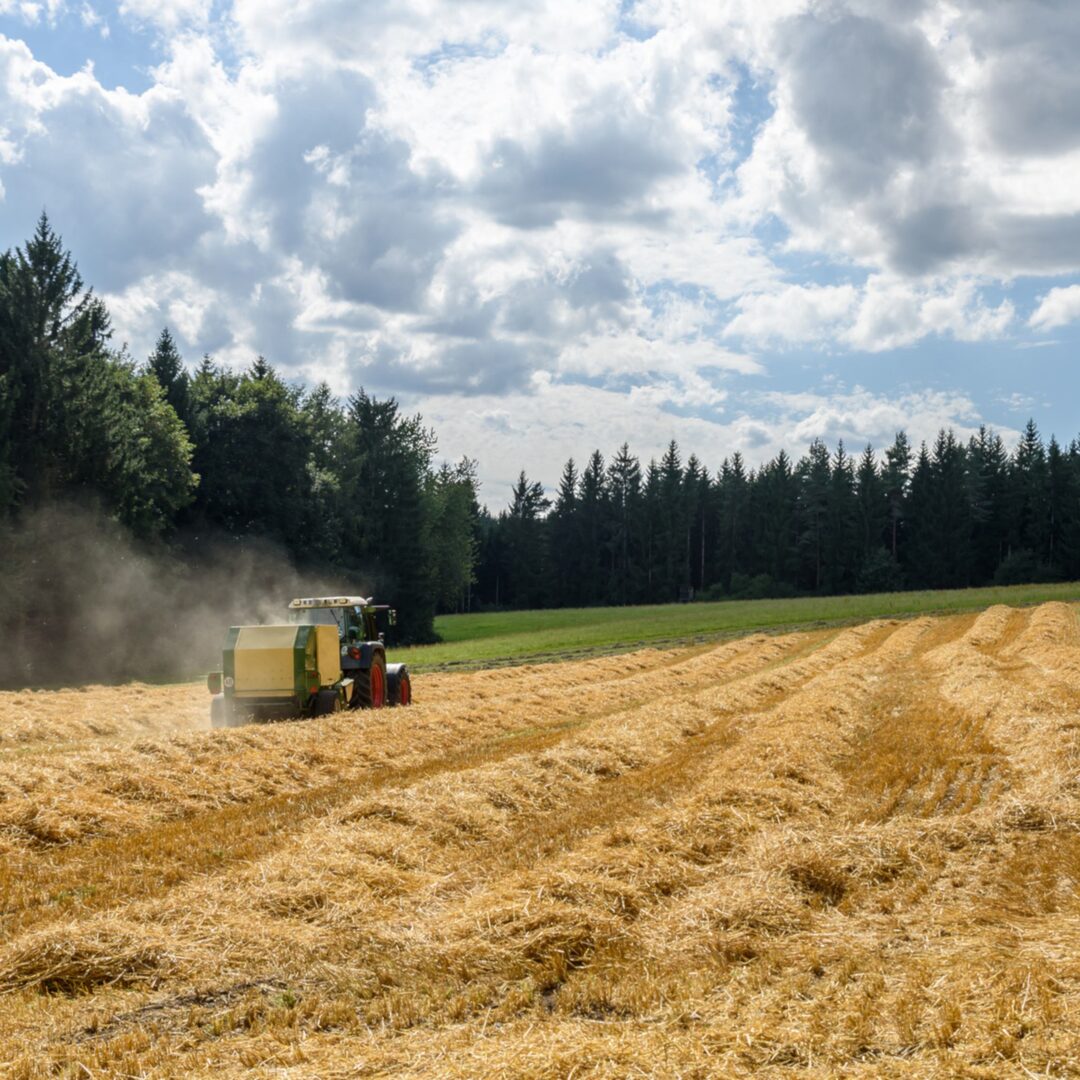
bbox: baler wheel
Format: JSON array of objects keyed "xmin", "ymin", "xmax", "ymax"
[{"xmin": 315, "ymin": 689, "xmax": 342, "ymax": 716}]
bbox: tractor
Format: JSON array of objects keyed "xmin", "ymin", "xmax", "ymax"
[{"xmin": 207, "ymin": 596, "xmax": 412, "ymax": 728}]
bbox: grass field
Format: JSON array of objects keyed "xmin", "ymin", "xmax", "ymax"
[
  {"xmin": 1, "ymin": 601, "xmax": 1079, "ymax": 1075},
  {"xmin": 401, "ymin": 580, "xmax": 1080, "ymax": 668}
]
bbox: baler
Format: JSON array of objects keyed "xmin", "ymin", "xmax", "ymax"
[{"xmin": 207, "ymin": 596, "xmax": 412, "ymax": 728}]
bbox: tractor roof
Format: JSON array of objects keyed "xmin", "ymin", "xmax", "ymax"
[{"xmin": 288, "ymin": 596, "xmax": 372, "ymax": 609}]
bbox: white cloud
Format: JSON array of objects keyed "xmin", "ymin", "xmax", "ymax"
[
  {"xmin": 726, "ymin": 278, "xmax": 1013, "ymax": 352},
  {"xmin": 725, "ymin": 284, "xmax": 858, "ymax": 345},
  {"xmin": 1029, "ymin": 285, "xmax": 1080, "ymax": 332},
  {"xmin": 1, "ymin": 0, "xmax": 1077, "ymax": 504},
  {"xmin": 845, "ymin": 277, "xmax": 1014, "ymax": 352},
  {"xmin": 117, "ymin": 0, "xmax": 210, "ymax": 30},
  {"xmin": 427, "ymin": 378, "xmax": 1012, "ymax": 510}
]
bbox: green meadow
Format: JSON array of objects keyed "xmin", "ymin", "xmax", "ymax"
[{"xmin": 400, "ymin": 581, "xmax": 1080, "ymax": 670}]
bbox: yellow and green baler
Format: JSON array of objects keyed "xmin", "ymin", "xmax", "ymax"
[{"xmin": 208, "ymin": 622, "xmax": 347, "ymax": 727}]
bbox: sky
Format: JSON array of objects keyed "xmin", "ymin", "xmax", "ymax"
[{"xmin": 1, "ymin": 0, "xmax": 1079, "ymax": 508}]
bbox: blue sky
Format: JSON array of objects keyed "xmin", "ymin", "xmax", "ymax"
[{"xmin": 1, "ymin": 0, "xmax": 1079, "ymax": 506}]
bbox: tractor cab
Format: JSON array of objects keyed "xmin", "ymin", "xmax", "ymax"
[
  {"xmin": 287, "ymin": 596, "xmax": 397, "ymax": 645},
  {"xmin": 284, "ymin": 597, "xmax": 407, "ymax": 711}
]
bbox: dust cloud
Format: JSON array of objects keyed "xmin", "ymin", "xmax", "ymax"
[{"xmin": 0, "ymin": 503, "xmax": 367, "ymax": 688}]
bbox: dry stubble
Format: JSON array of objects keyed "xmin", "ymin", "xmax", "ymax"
[{"xmin": 1, "ymin": 606, "xmax": 1079, "ymax": 1077}]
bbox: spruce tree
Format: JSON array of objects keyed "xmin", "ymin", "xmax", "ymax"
[
  {"xmin": 882, "ymin": 431, "xmax": 911, "ymax": 562},
  {"xmin": 796, "ymin": 440, "xmax": 831, "ymax": 592},
  {"xmin": 146, "ymin": 327, "xmax": 190, "ymax": 425},
  {"xmin": 549, "ymin": 458, "xmax": 580, "ymax": 604},
  {"xmin": 606, "ymin": 444, "xmax": 643, "ymax": 605}
]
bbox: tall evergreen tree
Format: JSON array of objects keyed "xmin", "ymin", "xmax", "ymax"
[
  {"xmin": 716, "ymin": 452, "xmax": 750, "ymax": 593},
  {"xmin": 341, "ymin": 389, "xmax": 438, "ymax": 642},
  {"xmin": 684, "ymin": 454, "xmax": 710, "ymax": 594},
  {"xmin": 503, "ymin": 471, "xmax": 550, "ymax": 609},
  {"xmin": 659, "ymin": 441, "xmax": 687, "ymax": 599},
  {"xmin": 577, "ymin": 451, "xmax": 608, "ymax": 605},
  {"xmin": 967, "ymin": 426, "xmax": 1010, "ymax": 582},
  {"xmin": 429, "ymin": 458, "xmax": 480, "ymax": 613},
  {"xmin": 824, "ymin": 441, "xmax": 859, "ymax": 593},
  {"xmin": 755, "ymin": 450, "xmax": 798, "ymax": 587},
  {"xmin": 146, "ymin": 327, "xmax": 190, "ymax": 426},
  {"xmin": 606, "ymin": 444, "xmax": 643, "ymax": 605},
  {"xmin": 854, "ymin": 445, "xmax": 885, "ymax": 562},
  {"xmin": 882, "ymin": 431, "xmax": 911, "ymax": 562},
  {"xmin": 1009, "ymin": 419, "xmax": 1049, "ymax": 564},
  {"xmin": 549, "ymin": 458, "xmax": 580, "ymax": 604},
  {"xmin": 796, "ymin": 440, "xmax": 831, "ymax": 592},
  {"xmin": 0, "ymin": 212, "xmax": 112, "ymax": 507}
]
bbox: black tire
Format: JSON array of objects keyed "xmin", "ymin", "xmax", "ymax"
[
  {"xmin": 315, "ymin": 688, "xmax": 342, "ymax": 716},
  {"xmin": 387, "ymin": 664, "xmax": 412, "ymax": 706},
  {"xmin": 351, "ymin": 653, "xmax": 387, "ymax": 709}
]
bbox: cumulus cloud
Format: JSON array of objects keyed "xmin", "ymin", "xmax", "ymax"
[
  {"xmin": 1029, "ymin": 285, "xmax": 1080, "ymax": 331},
  {"xmin": 1, "ymin": 0, "xmax": 1077, "ymax": 502},
  {"xmin": 428, "ymin": 378, "xmax": 1011, "ymax": 508},
  {"xmin": 724, "ymin": 284, "xmax": 858, "ymax": 346},
  {"xmin": 725, "ymin": 278, "xmax": 1013, "ymax": 352},
  {"xmin": 118, "ymin": 0, "xmax": 210, "ymax": 30}
]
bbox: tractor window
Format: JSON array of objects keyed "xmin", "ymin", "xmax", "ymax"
[
  {"xmin": 288, "ymin": 608, "xmax": 346, "ymax": 637},
  {"xmin": 344, "ymin": 608, "xmax": 364, "ymax": 643}
]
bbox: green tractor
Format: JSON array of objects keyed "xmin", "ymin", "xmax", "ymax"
[{"xmin": 207, "ymin": 596, "xmax": 412, "ymax": 728}]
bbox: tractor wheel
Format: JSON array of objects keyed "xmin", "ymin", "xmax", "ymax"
[
  {"xmin": 387, "ymin": 664, "xmax": 412, "ymax": 706},
  {"xmin": 352, "ymin": 654, "xmax": 387, "ymax": 709},
  {"xmin": 315, "ymin": 689, "xmax": 342, "ymax": 716}
]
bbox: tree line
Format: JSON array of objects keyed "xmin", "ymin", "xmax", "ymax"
[
  {"xmin": 3, "ymin": 215, "xmax": 1079, "ymax": 647},
  {"xmin": 475, "ymin": 424, "xmax": 1080, "ymax": 609},
  {"xmin": 0, "ymin": 215, "xmax": 477, "ymax": 643}
]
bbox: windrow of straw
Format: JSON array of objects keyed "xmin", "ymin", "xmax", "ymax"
[{"xmin": 1, "ymin": 603, "xmax": 1079, "ymax": 1078}]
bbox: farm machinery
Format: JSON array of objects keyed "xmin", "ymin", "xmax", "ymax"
[{"xmin": 207, "ymin": 596, "xmax": 412, "ymax": 728}]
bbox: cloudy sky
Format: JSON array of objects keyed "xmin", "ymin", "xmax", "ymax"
[{"xmin": 2, "ymin": 0, "xmax": 1078, "ymax": 506}]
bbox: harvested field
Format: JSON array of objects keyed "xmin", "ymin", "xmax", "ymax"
[{"xmin": 1, "ymin": 604, "xmax": 1079, "ymax": 1077}]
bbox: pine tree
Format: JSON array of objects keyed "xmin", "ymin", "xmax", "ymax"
[
  {"xmin": 716, "ymin": 453, "xmax": 749, "ymax": 593},
  {"xmin": 342, "ymin": 389, "xmax": 439, "ymax": 641},
  {"xmin": 824, "ymin": 441, "xmax": 859, "ymax": 593},
  {"xmin": 1009, "ymin": 419, "xmax": 1049, "ymax": 564},
  {"xmin": 549, "ymin": 458, "xmax": 580, "ymax": 604},
  {"xmin": 967, "ymin": 426, "xmax": 1010, "ymax": 581},
  {"xmin": 796, "ymin": 440, "xmax": 831, "ymax": 592},
  {"xmin": 577, "ymin": 450, "xmax": 607, "ymax": 605},
  {"xmin": 882, "ymin": 431, "xmax": 911, "ymax": 562},
  {"xmin": 0, "ymin": 212, "xmax": 111, "ymax": 505},
  {"xmin": 755, "ymin": 450, "xmax": 798, "ymax": 587},
  {"xmin": 659, "ymin": 441, "xmax": 687, "ymax": 599},
  {"xmin": 504, "ymin": 471, "xmax": 550, "ymax": 609},
  {"xmin": 146, "ymin": 327, "xmax": 190, "ymax": 425},
  {"xmin": 606, "ymin": 444, "xmax": 643, "ymax": 604},
  {"xmin": 1045, "ymin": 436, "xmax": 1075, "ymax": 577},
  {"xmin": 854, "ymin": 445, "xmax": 884, "ymax": 557},
  {"xmin": 912, "ymin": 430, "xmax": 973, "ymax": 588},
  {"xmin": 429, "ymin": 458, "xmax": 480, "ymax": 612},
  {"xmin": 683, "ymin": 454, "xmax": 710, "ymax": 594}
]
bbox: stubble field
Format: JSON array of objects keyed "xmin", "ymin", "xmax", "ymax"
[{"xmin": 1, "ymin": 603, "xmax": 1079, "ymax": 1077}]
